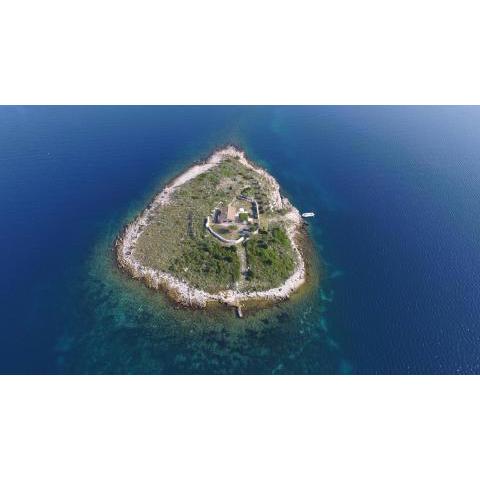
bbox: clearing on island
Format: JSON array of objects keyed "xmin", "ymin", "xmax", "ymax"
[{"xmin": 116, "ymin": 146, "xmax": 307, "ymax": 311}]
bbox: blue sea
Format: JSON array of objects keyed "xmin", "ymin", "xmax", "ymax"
[{"xmin": 1, "ymin": 106, "xmax": 480, "ymax": 374}]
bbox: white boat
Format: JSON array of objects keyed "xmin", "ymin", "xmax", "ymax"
[{"xmin": 301, "ymin": 212, "xmax": 315, "ymax": 218}]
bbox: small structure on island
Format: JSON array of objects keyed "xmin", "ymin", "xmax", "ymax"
[
  {"xmin": 215, "ymin": 204, "xmax": 237, "ymax": 224},
  {"xmin": 227, "ymin": 204, "xmax": 236, "ymax": 222},
  {"xmin": 214, "ymin": 208, "xmax": 227, "ymax": 223},
  {"xmin": 207, "ymin": 196, "xmax": 261, "ymax": 245}
]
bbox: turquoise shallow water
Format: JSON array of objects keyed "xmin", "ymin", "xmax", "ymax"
[{"xmin": 2, "ymin": 106, "xmax": 480, "ymax": 373}]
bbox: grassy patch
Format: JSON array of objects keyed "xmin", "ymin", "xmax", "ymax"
[
  {"xmin": 245, "ymin": 226, "xmax": 295, "ymax": 290},
  {"xmin": 167, "ymin": 238, "xmax": 240, "ymax": 291}
]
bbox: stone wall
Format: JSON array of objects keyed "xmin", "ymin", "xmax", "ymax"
[{"xmin": 205, "ymin": 216, "xmax": 245, "ymax": 245}]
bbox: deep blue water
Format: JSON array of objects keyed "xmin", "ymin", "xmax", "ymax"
[{"xmin": 1, "ymin": 106, "xmax": 480, "ymax": 374}]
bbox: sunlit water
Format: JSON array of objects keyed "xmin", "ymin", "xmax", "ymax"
[{"xmin": 1, "ymin": 106, "xmax": 480, "ymax": 373}]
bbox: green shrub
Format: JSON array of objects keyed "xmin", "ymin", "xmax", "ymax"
[{"xmin": 244, "ymin": 226, "xmax": 295, "ymax": 289}]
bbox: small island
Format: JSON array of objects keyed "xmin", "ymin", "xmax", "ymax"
[{"xmin": 116, "ymin": 146, "xmax": 307, "ymax": 312}]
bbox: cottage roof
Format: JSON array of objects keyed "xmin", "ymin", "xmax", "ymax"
[{"xmin": 227, "ymin": 204, "xmax": 236, "ymax": 221}]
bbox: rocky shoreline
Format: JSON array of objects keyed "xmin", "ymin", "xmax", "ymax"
[{"xmin": 115, "ymin": 146, "xmax": 306, "ymax": 309}]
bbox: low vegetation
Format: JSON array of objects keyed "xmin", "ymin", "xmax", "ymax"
[
  {"xmin": 244, "ymin": 226, "xmax": 295, "ymax": 290},
  {"xmin": 167, "ymin": 238, "xmax": 240, "ymax": 291}
]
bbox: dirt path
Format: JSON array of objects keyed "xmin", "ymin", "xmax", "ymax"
[{"xmin": 236, "ymin": 244, "xmax": 248, "ymax": 290}]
